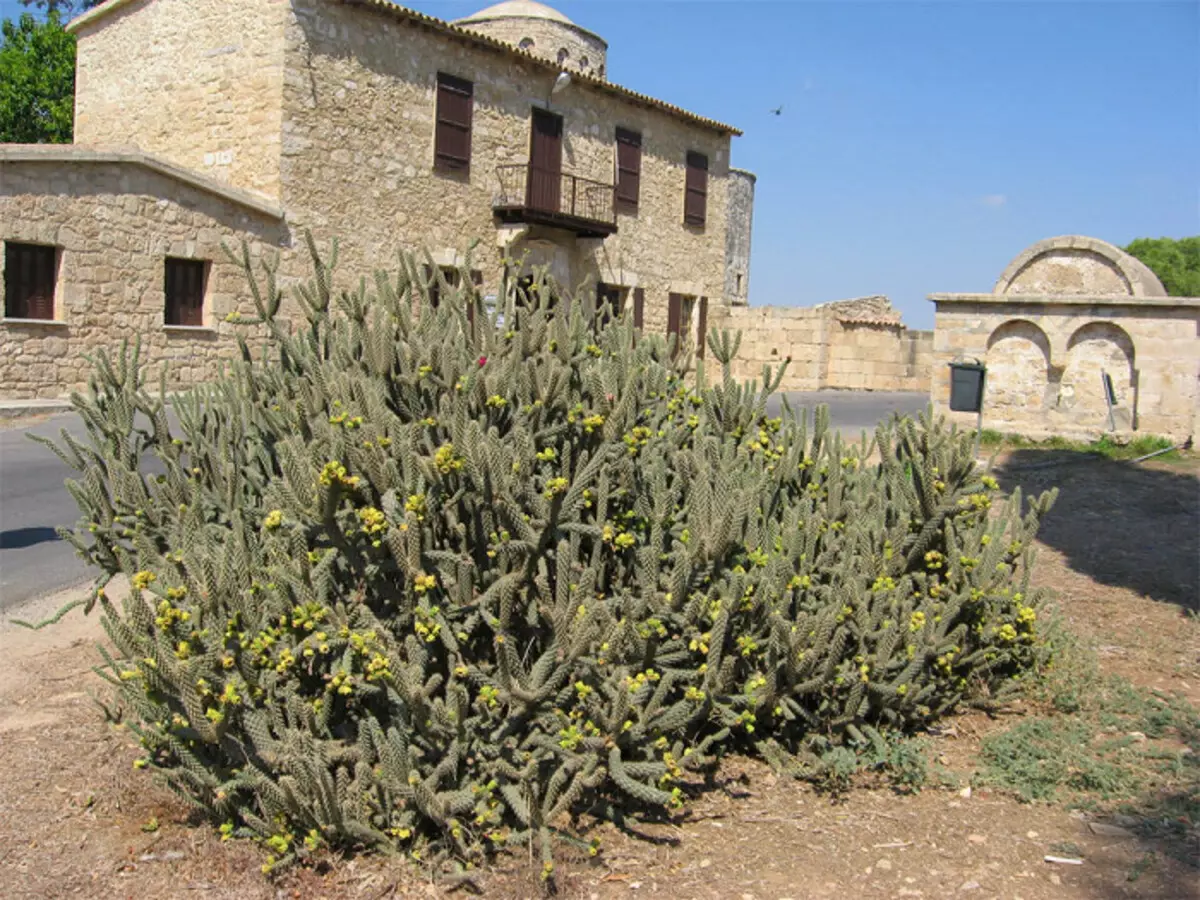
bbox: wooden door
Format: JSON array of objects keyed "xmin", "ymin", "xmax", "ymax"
[{"xmin": 528, "ymin": 108, "xmax": 563, "ymax": 214}]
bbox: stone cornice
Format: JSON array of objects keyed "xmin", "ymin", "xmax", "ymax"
[
  {"xmin": 0, "ymin": 146, "xmax": 285, "ymax": 220},
  {"xmin": 928, "ymin": 292, "xmax": 1200, "ymax": 309}
]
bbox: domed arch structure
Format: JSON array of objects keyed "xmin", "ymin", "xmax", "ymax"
[{"xmin": 993, "ymin": 235, "xmax": 1166, "ymax": 298}]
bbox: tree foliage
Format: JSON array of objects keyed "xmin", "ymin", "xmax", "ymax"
[
  {"xmin": 0, "ymin": 11, "xmax": 76, "ymax": 144},
  {"xmin": 1124, "ymin": 236, "xmax": 1200, "ymax": 298},
  {"xmin": 41, "ymin": 239, "xmax": 1055, "ymax": 881}
]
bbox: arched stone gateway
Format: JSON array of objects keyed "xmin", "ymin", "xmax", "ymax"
[{"xmin": 929, "ymin": 235, "xmax": 1199, "ymax": 441}]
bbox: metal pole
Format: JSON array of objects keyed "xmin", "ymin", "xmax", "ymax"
[{"xmin": 1102, "ymin": 370, "xmax": 1116, "ymax": 432}]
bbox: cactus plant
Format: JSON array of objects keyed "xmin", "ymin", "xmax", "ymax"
[{"xmin": 40, "ymin": 236, "xmax": 1055, "ymax": 878}]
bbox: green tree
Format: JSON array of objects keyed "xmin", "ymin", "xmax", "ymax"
[
  {"xmin": 0, "ymin": 11, "xmax": 76, "ymax": 144},
  {"xmin": 1124, "ymin": 236, "xmax": 1200, "ymax": 297},
  {"xmin": 19, "ymin": 0, "xmax": 105, "ymax": 15}
]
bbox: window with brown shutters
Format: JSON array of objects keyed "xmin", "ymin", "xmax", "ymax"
[
  {"xmin": 434, "ymin": 72, "xmax": 473, "ymax": 176},
  {"xmin": 423, "ymin": 266, "xmax": 482, "ymax": 313},
  {"xmin": 696, "ymin": 296, "xmax": 708, "ymax": 359},
  {"xmin": 164, "ymin": 258, "xmax": 207, "ymax": 327},
  {"xmin": 632, "ymin": 287, "xmax": 644, "ymax": 331},
  {"xmin": 615, "ymin": 127, "xmax": 641, "ymax": 213},
  {"xmin": 684, "ymin": 151, "xmax": 708, "ymax": 227},
  {"xmin": 4, "ymin": 242, "xmax": 58, "ymax": 321}
]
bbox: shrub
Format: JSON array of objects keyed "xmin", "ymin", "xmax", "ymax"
[{"xmin": 42, "ymin": 237, "xmax": 1055, "ymax": 879}]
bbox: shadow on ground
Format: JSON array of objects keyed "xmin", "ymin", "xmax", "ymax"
[
  {"xmin": 993, "ymin": 451, "xmax": 1199, "ymax": 614},
  {"xmin": 0, "ymin": 526, "xmax": 62, "ymax": 551}
]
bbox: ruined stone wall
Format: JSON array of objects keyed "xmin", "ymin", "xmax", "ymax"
[
  {"xmin": 0, "ymin": 161, "xmax": 286, "ymax": 399},
  {"xmin": 724, "ymin": 303, "xmax": 932, "ymax": 392},
  {"xmin": 70, "ymin": 0, "xmax": 287, "ymax": 198},
  {"xmin": 279, "ymin": 0, "xmax": 733, "ymax": 336},
  {"xmin": 930, "ymin": 295, "xmax": 1200, "ymax": 441}
]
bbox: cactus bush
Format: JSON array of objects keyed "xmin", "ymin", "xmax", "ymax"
[{"xmin": 41, "ymin": 237, "xmax": 1055, "ymax": 878}]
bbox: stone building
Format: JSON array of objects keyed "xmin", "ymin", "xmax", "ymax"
[
  {"xmin": 0, "ymin": 0, "xmax": 753, "ymax": 398},
  {"xmin": 930, "ymin": 235, "xmax": 1200, "ymax": 442}
]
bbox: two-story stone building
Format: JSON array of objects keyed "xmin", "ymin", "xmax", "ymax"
[{"xmin": 0, "ymin": 0, "xmax": 756, "ymax": 398}]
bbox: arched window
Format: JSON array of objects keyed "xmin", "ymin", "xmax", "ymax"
[{"xmin": 518, "ymin": 37, "xmax": 534, "ymax": 51}]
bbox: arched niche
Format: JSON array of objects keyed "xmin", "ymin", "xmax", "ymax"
[{"xmin": 985, "ymin": 319, "xmax": 1053, "ymax": 414}]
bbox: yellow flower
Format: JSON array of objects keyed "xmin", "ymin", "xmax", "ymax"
[
  {"xmin": 263, "ymin": 509, "xmax": 283, "ymax": 530},
  {"xmin": 131, "ymin": 570, "xmax": 156, "ymax": 591}
]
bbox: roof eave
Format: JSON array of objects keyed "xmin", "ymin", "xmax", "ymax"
[{"xmin": 337, "ymin": 0, "xmax": 742, "ymax": 137}]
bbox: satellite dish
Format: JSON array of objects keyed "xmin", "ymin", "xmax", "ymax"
[{"xmin": 552, "ymin": 71, "xmax": 572, "ymax": 94}]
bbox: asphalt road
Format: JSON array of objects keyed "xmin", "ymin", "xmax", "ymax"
[{"xmin": 0, "ymin": 390, "xmax": 928, "ymax": 614}]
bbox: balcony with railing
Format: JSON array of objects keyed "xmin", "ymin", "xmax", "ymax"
[{"xmin": 493, "ymin": 164, "xmax": 617, "ymax": 238}]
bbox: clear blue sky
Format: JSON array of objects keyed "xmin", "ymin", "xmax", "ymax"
[{"xmin": 4, "ymin": 1, "xmax": 1197, "ymax": 328}]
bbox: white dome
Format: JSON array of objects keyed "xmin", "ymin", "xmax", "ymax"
[{"xmin": 453, "ymin": 1, "xmax": 576, "ymax": 26}]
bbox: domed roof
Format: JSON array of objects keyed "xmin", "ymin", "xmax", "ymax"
[{"xmin": 453, "ymin": 1, "xmax": 576, "ymax": 26}]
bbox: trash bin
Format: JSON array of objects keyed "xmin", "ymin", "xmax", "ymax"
[{"xmin": 948, "ymin": 361, "xmax": 986, "ymax": 413}]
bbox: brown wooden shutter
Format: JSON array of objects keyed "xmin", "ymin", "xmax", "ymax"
[
  {"xmin": 435, "ymin": 73, "xmax": 473, "ymax": 175},
  {"xmin": 684, "ymin": 151, "xmax": 708, "ymax": 226},
  {"xmin": 615, "ymin": 127, "xmax": 641, "ymax": 213},
  {"xmin": 632, "ymin": 287, "xmax": 644, "ymax": 330},
  {"xmin": 696, "ymin": 296, "xmax": 708, "ymax": 359}
]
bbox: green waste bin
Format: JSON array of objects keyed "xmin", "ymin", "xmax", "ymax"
[{"xmin": 948, "ymin": 361, "xmax": 986, "ymax": 413}]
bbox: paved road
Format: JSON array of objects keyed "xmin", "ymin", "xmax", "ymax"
[{"xmin": 0, "ymin": 390, "xmax": 928, "ymax": 613}]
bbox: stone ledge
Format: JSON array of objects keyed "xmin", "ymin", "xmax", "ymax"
[
  {"xmin": 928, "ymin": 292, "xmax": 1200, "ymax": 309},
  {"xmin": 163, "ymin": 325, "xmax": 219, "ymax": 337},
  {"xmin": 0, "ymin": 145, "xmax": 285, "ymax": 220},
  {"xmin": 1, "ymin": 318, "xmax": 69, "ymax": 328}
]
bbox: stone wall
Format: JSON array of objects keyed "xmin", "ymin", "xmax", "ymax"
[
  {"xmin": 724, "ymin": 169, "xmax": 755, "ymax": 306},
  {"xmin": 0, "ymin": 158, "xmax": 286, "ymax": 399},
  {"xmin": 724, "ymin": 299, "xmax": 933, "ymax": 392},
  {"xmin": 931, "ymin": 235, "xmax": 1200, "ymax": 442},
  {"xmin": 69, "ymin": 0, "xmax": 287, "ymax": 198},
  {"xmin": 279, "ymin": 0, "xmax": 734, "ymax": 336}
]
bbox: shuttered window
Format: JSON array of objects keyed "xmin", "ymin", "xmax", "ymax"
[
  {"xmin": 615, "ymin": 127, "xmax": 641, "ymax": 213},
  {"xmin": 164, "ymin": 258, "xmax": 207, "ymax": 327},
  {"xmin": 696, "ymin": 296, "xmax": 708, "ymax": 359},
  {"xmin": 632, "ymin": 287, "xmax": 644, "ymax": 331},
  {"xmin": 667, "ymin": 292, "xmax": 683, "ymax": 355},
  {"xmin": 4, "ymin": 242, "xmax": 57, "ymax": 321},
  {"xmin": 434, "ymin": 72, "xmax": 473, "ymax": 175},
  {"xmin": 684, "ymin": 151, "xmax": 708, "ymax": 227}
]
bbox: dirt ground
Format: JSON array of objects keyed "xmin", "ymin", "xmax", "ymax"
[{"xmin": 1, "ymin": 450, "xmax": 1197, "ymax": 899}]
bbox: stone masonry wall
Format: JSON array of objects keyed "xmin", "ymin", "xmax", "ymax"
[
  {"xmin": 71, "ymin": 0, "xmax": 287, "ymax": 198},
  {"xmin": 725, "ymin": 303, "xmax": 932, "ymax": 393},
  {"xmin": 0, "ymin": 161, "xmax": 286, "ymax": 399},
  {"xmin": 279, "ymin": 0, "xmax": 732, "ymax": 337},
  {"xmin": 825, "ymin": 322, "xmax": 933, "ymax": 392}
]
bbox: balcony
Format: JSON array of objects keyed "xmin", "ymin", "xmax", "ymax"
[{"xmin": 493, "ymin": 164, "xmax": 617, "ymax": 238}]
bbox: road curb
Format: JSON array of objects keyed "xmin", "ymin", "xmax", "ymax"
[{"xmin": 0, "ymin": 399, "xmax": 74, "ymax": 419}]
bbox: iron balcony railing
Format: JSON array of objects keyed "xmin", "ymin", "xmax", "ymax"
[{"xmin": 493, "ymin": 164, "xmax": 617, "ymax": 236}]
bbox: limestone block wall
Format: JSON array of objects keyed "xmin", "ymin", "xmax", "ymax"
[
  {"xmin": 825, "ymin": 322, "xmax": 933, "ymax": 392},
  {"xmin": 930, "ymin": 294, "xmax": 1200, "ymax": 441},
  {"xmin": 0, "ymin": 160, "xmax": 287, "ymax": 399},
  {"xmin": 69, "ymin": 0, "xmax": 287, "ymax": 198},
  {"xmin": 724, "ymin": 302, "xmax": 933, "ymax": 393},
  {"xmin": 724, "ymin": 306, "xmax": 826, "ymax": 390},
  {"xmin": 279, "ymin": 0, "xmax": 733, "ymax": 336}
]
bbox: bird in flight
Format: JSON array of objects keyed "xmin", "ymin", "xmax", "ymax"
[{"xmin": 770, "ymin": 105, "xmax": 783, "ymax": 116}]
